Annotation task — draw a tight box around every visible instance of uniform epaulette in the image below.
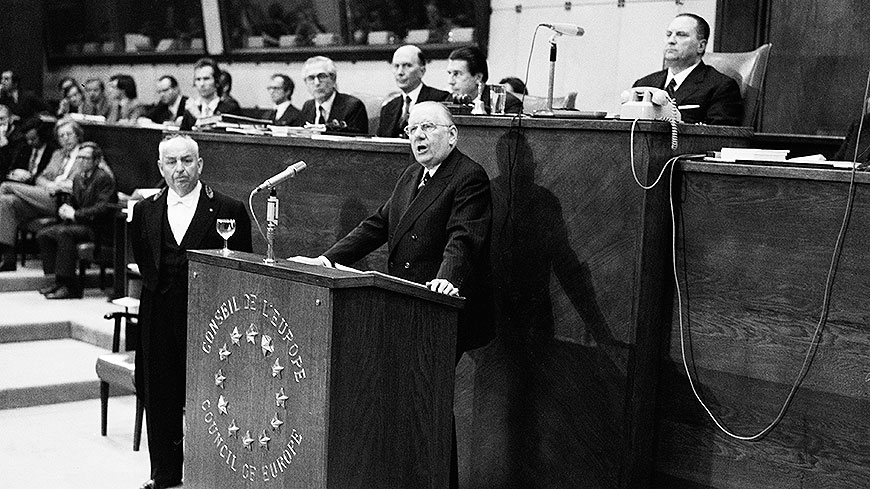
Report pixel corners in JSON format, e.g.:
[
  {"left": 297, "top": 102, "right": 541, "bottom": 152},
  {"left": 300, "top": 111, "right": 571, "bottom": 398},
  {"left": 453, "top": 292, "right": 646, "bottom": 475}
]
[{"left": 151, "top": 187, "right": 167, "bottom": 201}]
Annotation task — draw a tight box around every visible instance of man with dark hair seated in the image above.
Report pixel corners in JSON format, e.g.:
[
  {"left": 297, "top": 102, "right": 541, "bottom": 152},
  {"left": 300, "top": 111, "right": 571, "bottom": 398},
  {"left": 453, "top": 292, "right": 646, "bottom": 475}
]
[
  {"left": 446, "top": 45, "right": 523, "bottom": 114},
  {"left": 180, "top": 58, "right": 242, "bottom": 130},
  {"left": 37, "top": 141, "right": 116, "bottom": 299},
  {"left": 6, "top": 116, "right": 55, "bottom": 183},
  {"left": 632, "top": 13, "right": 743, "bottom": 126},
  {"left": 145, "top": 75, "right": 188, "bottom": 125}
]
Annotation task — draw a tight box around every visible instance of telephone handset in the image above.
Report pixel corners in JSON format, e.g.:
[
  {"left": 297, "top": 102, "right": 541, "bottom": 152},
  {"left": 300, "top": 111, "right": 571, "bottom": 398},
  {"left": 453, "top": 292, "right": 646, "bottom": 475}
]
[{"left": 619, "top": 87, "right": 681, "bottom": 122}]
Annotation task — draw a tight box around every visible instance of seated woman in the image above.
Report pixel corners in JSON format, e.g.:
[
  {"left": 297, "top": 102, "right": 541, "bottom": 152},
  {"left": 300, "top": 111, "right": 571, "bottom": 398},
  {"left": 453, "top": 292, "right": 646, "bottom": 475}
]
[{"left": 36, "top": 141, "right": 117, "bottom": 299}]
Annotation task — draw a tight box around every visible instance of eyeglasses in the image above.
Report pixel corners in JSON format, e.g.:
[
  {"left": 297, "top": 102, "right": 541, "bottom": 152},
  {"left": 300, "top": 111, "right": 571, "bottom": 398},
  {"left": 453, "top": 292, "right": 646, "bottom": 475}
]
[
  {"left": 159, "top": 156, "right": 198, "bottom": 168},
  {"left": 404, "top": 122, "right": 451, "bottom": 136},
  {"left": 303, "top": 73, "right": 332, "bottom": 84}
]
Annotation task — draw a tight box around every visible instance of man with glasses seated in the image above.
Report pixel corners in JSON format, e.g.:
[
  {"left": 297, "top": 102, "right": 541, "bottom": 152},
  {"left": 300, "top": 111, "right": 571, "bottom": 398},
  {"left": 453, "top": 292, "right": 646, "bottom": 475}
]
[
  {"left": 267, "top": 73, "right": 304, "bottom": 126},
  {"left": 299, "top": 56, "right": 368, "bottom": 134}
]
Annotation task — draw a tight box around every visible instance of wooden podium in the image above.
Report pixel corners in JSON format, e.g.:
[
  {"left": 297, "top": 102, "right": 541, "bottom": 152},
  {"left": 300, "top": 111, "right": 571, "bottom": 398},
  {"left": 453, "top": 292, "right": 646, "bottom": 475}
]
[{"left": 185, "top": 250, "right": 463, "bottom": 489}]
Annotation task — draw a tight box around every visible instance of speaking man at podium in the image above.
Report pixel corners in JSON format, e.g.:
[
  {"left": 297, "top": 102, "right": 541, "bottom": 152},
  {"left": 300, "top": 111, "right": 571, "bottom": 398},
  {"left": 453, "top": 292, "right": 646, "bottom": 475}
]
[
  {"left": 130, "top": 135, "right": 251, "bottom": 489},
  {"left": 293, "top": 101, "right": 493, "bottom": 355}
]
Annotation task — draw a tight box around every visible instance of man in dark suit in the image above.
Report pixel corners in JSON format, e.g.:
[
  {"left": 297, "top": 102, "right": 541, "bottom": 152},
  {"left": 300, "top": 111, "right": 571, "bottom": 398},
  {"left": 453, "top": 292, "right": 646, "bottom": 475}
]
[
  {"left": 446, "top": 46, "right": 523, "bottom": 114},
  {"left": 0, "top": 70, "right": 47, "bottom": 121},
  {"left": 36, "top": 142, "right": 116, "bottom": 299},
  {"left": 180, "top": 58, "right": 242, "bottom": 130},
  {"left": 300, "top": 56, "right": 369, "bottom": 134},
  {"left": 145, "top": 75, "right": 187, "bottom": 125},
  {"left": 267, "top": 74, "right": 304, "bottom": 126},
  {"left": 6, "top": 117, "right": 55, "bottom": 183},
  {"left": 130, "top": 135, "right": 252, "bottom": 489},
  {"left": 0, "top": 104, "right": 26, "bottom": 177},
  {"left": 294, "top": 101, "right": 492, "bottom": 353},
  {"left": 633, "top": 13, "right": 743, "bottom": 126},
  {"left": 378, "top": 45, "right": 449, "bottom": 138}
]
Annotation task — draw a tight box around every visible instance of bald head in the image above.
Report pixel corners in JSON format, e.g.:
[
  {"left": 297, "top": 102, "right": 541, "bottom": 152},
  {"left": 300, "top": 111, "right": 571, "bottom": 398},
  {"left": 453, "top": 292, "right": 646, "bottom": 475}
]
[{"left": 392, "top": 45, "right": 426, "bottom": 93}]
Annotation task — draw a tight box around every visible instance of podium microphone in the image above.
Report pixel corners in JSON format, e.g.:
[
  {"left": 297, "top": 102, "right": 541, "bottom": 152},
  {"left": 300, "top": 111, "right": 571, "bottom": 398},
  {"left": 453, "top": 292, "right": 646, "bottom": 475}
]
[
  {"left": 540, "top": 23, "right": 585, "bottom": 36},
  {"left": 254, "top": 161, "right": 307, "bottom": 193}
]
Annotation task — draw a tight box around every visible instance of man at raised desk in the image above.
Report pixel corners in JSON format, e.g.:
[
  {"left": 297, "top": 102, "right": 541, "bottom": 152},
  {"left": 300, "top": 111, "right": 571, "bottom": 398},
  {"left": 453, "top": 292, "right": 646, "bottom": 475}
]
[
  {"left": 144, "top": 75, "right": 187, "bottom": 125},
  {"left": 300, "top": 56, "right": 368, "bottom": 134},
  {"left": 267, "top": 73, "right": 304, "bottom": 126},
  {"left": 377, "top": 45, "right": 449, "bottom": 138},
  {"left": 633, "top": 13, "right": 743, "bottom": 126},
  {"left": 446, "top": 45, "right": 523, "bottom": 114},
  {"left": 180, "top": 58, "right": 242, "bottom": 130}
]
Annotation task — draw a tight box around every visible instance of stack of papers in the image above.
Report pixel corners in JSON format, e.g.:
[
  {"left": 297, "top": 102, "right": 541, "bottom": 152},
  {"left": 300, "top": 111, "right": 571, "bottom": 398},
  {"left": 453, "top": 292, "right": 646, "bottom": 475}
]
[{"left": 719, "top": 147, "right": 790, "bottom": 162}]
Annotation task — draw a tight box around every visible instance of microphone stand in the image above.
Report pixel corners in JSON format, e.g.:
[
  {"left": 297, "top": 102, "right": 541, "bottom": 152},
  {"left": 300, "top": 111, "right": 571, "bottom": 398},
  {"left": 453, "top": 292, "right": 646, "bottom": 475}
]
[
  {"left": 264, "top": 187, "right": 279, "bottom": 264},
  {"left": 534, "top": 33, "right": 561, "bottom": 117}
]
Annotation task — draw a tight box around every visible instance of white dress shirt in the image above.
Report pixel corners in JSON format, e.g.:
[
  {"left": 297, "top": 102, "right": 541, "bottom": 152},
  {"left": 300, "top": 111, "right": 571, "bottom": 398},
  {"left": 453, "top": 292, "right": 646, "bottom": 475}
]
[
  {"left": 666, "top": 60, "right": 702, "bottom": 92},
  {"left": 274, "top": 100, "right": 291, "bottom": 121},
  {"left": 166, "top": 181, "right": 202, "bottom": 245},
  {"left": 316, "top": 91, "right": 337, "bottom": 123}
]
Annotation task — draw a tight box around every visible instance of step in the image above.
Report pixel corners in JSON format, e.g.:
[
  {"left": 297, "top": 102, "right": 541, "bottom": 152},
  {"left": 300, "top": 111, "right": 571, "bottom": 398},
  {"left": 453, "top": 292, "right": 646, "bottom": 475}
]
[
  {"left": 0, "top": 259, "right": 113, "bottom": 293},
  {"left": 0, "top": 338, "right": 110, "bottom": 409}
]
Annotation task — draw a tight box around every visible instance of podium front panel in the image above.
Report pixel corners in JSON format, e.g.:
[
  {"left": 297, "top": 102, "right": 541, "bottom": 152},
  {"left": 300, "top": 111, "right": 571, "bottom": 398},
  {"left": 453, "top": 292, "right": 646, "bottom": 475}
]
[{"left": 186, "top": 260, "right": 332, "bottom": 489}]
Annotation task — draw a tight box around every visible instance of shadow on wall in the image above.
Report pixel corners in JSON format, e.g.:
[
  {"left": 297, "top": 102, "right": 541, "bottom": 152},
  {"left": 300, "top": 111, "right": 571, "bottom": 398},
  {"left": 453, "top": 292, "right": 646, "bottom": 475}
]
[{"left": 455, "top": 128, "right": 634, "bottom": 489}]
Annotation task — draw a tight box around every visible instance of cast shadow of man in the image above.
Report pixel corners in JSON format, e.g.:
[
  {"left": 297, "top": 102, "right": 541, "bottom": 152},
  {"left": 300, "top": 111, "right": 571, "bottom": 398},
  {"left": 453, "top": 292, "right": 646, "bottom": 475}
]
[{"left": 463, "top": 128, "right": 632, "bottom": 489}]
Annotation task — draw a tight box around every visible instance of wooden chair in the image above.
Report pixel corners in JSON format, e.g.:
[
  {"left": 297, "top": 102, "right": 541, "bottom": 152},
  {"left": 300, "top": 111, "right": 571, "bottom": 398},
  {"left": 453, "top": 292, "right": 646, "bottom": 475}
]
[
  {"left": 704, "top": 44, "right": 772, "bottom": 129},
  {"left": 95, "top": 310, "right": 143, "bottom": 451}
]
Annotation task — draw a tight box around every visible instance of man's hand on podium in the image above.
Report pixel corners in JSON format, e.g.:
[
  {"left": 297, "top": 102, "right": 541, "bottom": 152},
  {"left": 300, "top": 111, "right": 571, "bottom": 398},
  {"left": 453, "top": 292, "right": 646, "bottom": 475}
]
[
  {"left": 288, "top": 255, "right": 333, "bottom": 267},
  {"left": 426, "top": 278, "right": 459, "bottom": 297}
]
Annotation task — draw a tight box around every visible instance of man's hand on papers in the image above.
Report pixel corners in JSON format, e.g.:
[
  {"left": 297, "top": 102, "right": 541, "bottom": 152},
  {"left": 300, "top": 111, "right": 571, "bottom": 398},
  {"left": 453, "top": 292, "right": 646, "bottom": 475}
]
[{"left": 287, "top": 255, "right": 333, "bottom": 268}]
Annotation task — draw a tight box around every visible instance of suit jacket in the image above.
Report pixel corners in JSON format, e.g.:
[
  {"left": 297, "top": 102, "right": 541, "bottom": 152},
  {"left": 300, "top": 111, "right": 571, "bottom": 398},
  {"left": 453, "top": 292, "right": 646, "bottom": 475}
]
[
  {"left": 0, "top": 122, "right": 26, "bottom": 176},
  {"left": 81, "top": 97, "right": 112, "bottom": 118},
  {"left": 633, "top": 61, "right": 744, "bottom": 126},
  {"left": 106, "top": 99, "right": 146, "bottom": 123},
  {"left": 0, "top": 90, "right": 47, "bottom": 120},
  {"left": 301, "top": 92, "right": 369, "bottom": 134},
  {"left": 179, "top": 98, "right": 243, "bottom": 131},
  {"left": 324, "top": 148, "right": 493, "bottom": 352},
  {"left": 8, "top": 142, "right": 54, "bottom": 182},
  {"left": 145, "top": 96, "right": 188, "bottom": 124},
  {"left": 271, "top": 103, "right": 305, "bottom": 126},
  {"left": 70, "top": 165, "right": 117, "bottom": 236},
  {"left": 377, "top": 84, "right": 450, "bottom": 137},
  {"left": 130, "top": 184, "right": 253, "bottom": 292}
]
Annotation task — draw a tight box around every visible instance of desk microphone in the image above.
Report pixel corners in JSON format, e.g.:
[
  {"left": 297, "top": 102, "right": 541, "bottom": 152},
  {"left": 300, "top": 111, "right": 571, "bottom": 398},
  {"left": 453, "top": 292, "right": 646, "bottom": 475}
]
[
  {"left": 540, "top": 23, "right": 585, "bottom": 37},
  {"left": 254, "top": 161, "right": 307, "bottom": 193}
]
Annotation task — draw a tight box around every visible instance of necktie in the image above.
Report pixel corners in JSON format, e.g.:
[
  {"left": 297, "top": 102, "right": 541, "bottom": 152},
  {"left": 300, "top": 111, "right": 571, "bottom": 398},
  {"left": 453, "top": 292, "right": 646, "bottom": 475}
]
[
  {"left": 400, "top": 96, "right": 411, "bottom": 134},
  {"left": 665, "top": 78, "right": 677, "bottom": 99},
  {"left": 412, "top": 170, "right": 430, "bottom": 201},
  {"left": 28, "top": 149, "right": 39, "bottom": 173},
  {"left": 202, "top": 104, "right": 212, "bottom": 118},
  {"left": 318, "top": 105, "right": 326, "bottom": 124}
]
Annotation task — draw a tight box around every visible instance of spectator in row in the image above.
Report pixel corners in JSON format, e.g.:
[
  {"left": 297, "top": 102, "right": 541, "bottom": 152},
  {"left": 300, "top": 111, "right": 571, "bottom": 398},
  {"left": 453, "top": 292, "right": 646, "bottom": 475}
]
[
  {"left": 0, "top": 104, "right": 25, "bottom": 177},
  {"left": 181, "top": 58, "right": 242, "bottom": 130},
  {"left": 56, "top": 83, "right": 85, "bottom": 117},
  {"left": 107, "top": 74, "right": 146, "bottom": 123},
  {"left": 6, "top": 117, "right": 55, "bottom": 184},
  {"left": 0, "top": 70, "right": 48, "bottom": 121},
  {"left": 82, "top": 78, "right": 112, "bottom": 118},
  {"left": 218, "top": 70, "right": 241, "bottom": 111},
  {"left": 37, "top": 141, "right": 117, "bottom": 299},
  {"left": 267, "top": 74, "right": 304, "bottom": 126},
  {"left": 145, "top": 75, "right": 187, "bottom": 125},
  {"left": 300, "top": 56, "right": 368, "bottom": 134},
  {"left": 0, "top": 119, "right": 85, "bottom": 271}
]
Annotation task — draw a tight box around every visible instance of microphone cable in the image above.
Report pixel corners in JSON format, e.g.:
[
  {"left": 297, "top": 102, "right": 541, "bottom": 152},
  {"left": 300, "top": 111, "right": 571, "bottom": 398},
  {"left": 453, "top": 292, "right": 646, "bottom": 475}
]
[{"left": 647, "top": 68, "right": 870, "bottom": 441}]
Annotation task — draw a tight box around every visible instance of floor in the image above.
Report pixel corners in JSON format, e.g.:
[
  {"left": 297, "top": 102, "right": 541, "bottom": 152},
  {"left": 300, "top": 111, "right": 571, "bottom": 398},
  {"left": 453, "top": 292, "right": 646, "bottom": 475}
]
[{"left": 0, "top": 261, "right": 152, "bottom": 489}]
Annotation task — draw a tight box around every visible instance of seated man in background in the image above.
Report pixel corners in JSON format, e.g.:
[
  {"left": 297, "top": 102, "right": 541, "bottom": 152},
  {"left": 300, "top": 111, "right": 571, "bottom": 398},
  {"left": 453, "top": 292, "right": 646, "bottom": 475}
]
[
  {"left": 446, "top": 46, "right": 522, "bottom": 114},
  {"left": 0, "top": 70, "right": 47, "bottom": 121},
  {"left": 106, "top": 74, "right": 146, "bottom": 123},
  {"left": 378, "top": 45, "right": 449, "bottom": 138},
  {"left": 145, "top": 75, "right": 187, "bottom": 125},
  {"left": 300, "top": 56, "right": 368, "bottom": 134},
  {"left": 181, "top": 58, "right": 242, "bottom": 130},
  {"left": 632, "top": 13, "right": 743, "bottom": 126},
  {"left": 267, "top": 73, "right": 304, "bottom": 126},
  {"left": 37, "top": 141, "right": 116, "bottom": 299},
  {"left": 0, "top": 118, "right": 85, "bottom": 271},
  {"left": 81, "top": 78, "right": 112, "bottom": 118},
  {"left": 0, "top": 104, "right": 26, "bottom": 177},
  {"left": 6, "top": 117, "right": 55, "bottom": 183},
  {"left": 499, "top": 76, "right": 528, "bottom": 96}
]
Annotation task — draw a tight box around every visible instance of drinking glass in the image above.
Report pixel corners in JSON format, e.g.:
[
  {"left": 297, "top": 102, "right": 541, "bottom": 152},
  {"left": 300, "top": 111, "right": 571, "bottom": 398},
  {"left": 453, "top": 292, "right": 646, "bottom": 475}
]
[
  {"left": 489, "top": 85, "right": 506, "bottom": 115},
  {"left": 216, "top": 218, "right": 236, "bottom": 255}
]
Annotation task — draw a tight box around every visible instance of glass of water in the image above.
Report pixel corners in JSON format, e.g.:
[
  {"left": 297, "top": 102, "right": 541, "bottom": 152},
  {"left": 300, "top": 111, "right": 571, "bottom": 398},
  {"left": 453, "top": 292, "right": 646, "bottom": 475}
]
[{"left": 216, "top": 218, "right": 236, "bottom": 255}]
